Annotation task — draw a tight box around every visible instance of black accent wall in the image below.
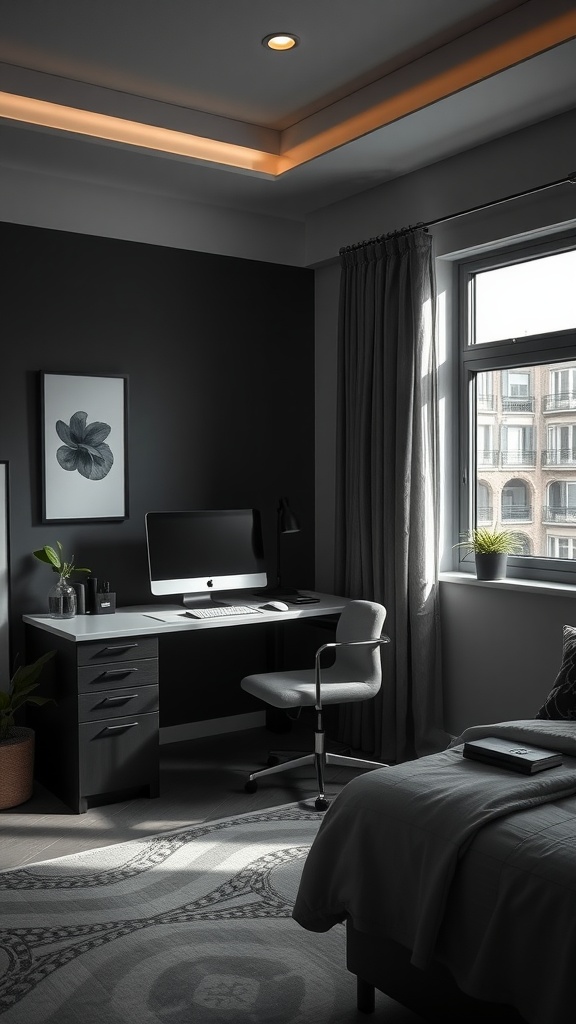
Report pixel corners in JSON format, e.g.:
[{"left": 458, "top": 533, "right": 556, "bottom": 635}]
[{"left": 2, "top": 222, "right": 315, "bottom": 725}]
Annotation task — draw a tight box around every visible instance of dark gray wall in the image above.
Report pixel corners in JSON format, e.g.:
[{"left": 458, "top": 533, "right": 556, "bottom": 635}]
[{"left": 3, "top": 221, "right": 315, "bottom": 724}]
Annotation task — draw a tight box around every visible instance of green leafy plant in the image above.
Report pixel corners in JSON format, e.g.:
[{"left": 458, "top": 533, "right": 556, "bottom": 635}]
[
  {"left": 455, "top": 527, "right": 523, "bottom": 556},
  {"left": 33, "top": 541, "right": 90, "bottom": 580},
  {"left": 0, "top": 651, "right": 55, "bottom": 741}
]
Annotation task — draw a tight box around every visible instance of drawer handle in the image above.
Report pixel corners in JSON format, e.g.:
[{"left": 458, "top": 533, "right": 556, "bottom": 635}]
[
  {"left": 102, "top": 694, "right": 139, "bottom": 704},
  {"left": 101, "top": 668, "right": 138, "bottom": 679},
  {"left": 103, "top": 722, "right": 139, "bottom": 732},
  {"left": 103, "top": 643, "right": 139, "bottom": 653}
]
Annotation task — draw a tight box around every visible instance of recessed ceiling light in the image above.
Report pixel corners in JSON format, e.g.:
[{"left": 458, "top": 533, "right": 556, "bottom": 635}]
[{"left": 262, "top": 33, "right": 299, "bottom": 51}]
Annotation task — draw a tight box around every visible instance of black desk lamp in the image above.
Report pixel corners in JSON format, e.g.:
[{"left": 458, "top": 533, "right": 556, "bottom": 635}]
[{"left": 257, "top": 496, "right": 301, "bottom": 597}]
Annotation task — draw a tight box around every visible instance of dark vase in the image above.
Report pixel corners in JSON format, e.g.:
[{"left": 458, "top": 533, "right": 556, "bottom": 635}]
[{"left": 475, "top": 552, "right": 508, "bottom": 580}]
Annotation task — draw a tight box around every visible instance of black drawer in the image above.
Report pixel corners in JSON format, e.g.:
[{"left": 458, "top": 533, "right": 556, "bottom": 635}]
[
  {"left": 77, "top": 636, "right": 158, "bottom": 666},
  {"left": 79, "top": 713, "right": 159, "bottom": 797},
  {"left": 78, "top": 684, "right": 159, "bottom": 723},
  {"left": 78, "top": 658, "right": 158, "bottom": 693}
]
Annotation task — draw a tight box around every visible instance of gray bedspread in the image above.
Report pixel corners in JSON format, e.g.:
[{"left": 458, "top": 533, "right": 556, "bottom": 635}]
[{"left": 292, "top": 720, "right": 576, "bottom": 1024}]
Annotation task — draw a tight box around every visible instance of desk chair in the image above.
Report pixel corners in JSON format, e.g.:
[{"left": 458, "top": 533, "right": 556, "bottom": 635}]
[{"left": 241, "top": 599, "right": 390, "bottom": 810}]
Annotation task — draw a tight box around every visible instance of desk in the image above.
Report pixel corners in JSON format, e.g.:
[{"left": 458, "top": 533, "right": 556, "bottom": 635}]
[{"left": 23, "top": 592, "right": 347, "bottom": 813}]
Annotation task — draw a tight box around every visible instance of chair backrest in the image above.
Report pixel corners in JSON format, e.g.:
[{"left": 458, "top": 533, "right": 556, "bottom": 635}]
[{"left": 325, "top": 599, "right": 387, "bottom": 691}]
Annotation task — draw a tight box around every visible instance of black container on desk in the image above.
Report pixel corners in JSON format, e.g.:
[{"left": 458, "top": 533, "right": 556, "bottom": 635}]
[
  {"left": 71, "top": 581, "right": 86, "bottom": 614},
  {"left": 86, "top": 577, "right": 98, "bottom": 614},
  {"left": 94, "top": 592, "right": 116, "bottom": 614}
]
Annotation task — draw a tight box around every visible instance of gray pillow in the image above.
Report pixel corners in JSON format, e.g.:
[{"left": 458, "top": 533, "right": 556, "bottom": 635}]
[{"left": 536, "top": 624, "right": 576, "bottom": 720}]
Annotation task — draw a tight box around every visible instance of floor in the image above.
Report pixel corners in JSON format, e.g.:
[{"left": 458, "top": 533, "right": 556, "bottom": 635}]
[
  {"left": 0, "top": 716, "right": 428, "bottom": 1023},
  {"left": 0, "top": 713, "right": 370, "bottom": 872}
]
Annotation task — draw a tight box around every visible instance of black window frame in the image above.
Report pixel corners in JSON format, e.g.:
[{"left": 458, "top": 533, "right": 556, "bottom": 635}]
[{"left": 457, "top": 231, "right": 576, "bottom": 584}]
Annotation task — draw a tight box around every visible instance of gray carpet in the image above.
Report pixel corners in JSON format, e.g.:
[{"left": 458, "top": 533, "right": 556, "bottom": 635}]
[{"left": 0, "top": 803, "right": 369, "bottom": 1024}]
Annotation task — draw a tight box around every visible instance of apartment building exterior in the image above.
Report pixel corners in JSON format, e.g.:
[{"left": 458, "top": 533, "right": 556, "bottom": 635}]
[{"left": 477, "top": 361, "right": 576, "bottom": 559}]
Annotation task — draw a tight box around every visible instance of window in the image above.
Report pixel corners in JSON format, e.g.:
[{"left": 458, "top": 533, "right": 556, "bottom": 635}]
[
  {"left": 501, "top": 479, "right": 531, "bottom": 522},
  {"left": 458, "top": 235, "right": 576, "bottom": 583}
]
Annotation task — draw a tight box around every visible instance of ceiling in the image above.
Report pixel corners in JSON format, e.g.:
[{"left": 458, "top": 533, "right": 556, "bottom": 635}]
[{"left": 1, "top": 0, "right": 575, "bottom": 219}]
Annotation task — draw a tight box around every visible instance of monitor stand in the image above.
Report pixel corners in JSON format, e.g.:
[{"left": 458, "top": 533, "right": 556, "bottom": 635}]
[{"left": 182, "top": 593, "right": 223, "bottom": 609}]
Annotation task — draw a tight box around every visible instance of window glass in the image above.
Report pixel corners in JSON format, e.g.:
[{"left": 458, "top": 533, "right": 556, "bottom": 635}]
[
  {"left": 472, "top": 362, "right": 576, "bottom": 560},
  {"left": 458, "top": 235, "right": 576, "bottom": 582},
  {"left": 473, "top": 250, "right": 576, "bottom": 345}
]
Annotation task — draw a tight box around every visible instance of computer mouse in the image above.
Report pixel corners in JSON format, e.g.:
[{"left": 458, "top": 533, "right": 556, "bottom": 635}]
[{"left": 261, "top": 600, "right": 290, "bottom": 612}]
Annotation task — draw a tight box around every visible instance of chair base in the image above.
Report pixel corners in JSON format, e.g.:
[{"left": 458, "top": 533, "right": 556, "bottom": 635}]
[{"left": 244, "top": 750, "right": 387, "bottom": 810}]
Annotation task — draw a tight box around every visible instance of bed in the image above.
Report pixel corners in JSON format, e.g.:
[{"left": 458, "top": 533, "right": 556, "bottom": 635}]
[{"left": 292, "top": 718, "right": 576, "bottom": 1024}]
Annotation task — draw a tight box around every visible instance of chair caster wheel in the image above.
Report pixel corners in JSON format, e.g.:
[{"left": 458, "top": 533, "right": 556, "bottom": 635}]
[
  {"left": 266, "top": 754, "right": 280, "bottom": 767},
  {"left": 245, "top": 779, "right": 258, "bottom": 793},
  {"left": 315, "top": 797, "right": 330, "bottom": 811}
]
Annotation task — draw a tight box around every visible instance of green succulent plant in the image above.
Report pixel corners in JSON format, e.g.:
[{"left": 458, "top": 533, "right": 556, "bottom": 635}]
[
  {"left": 0, "top": 651, "right": 55, "bottom": 741},
  {"left": 32, "top": 541, "right": 90, "bottom": 580},
  {"left": 455, "top": 527, "right": 523, "bottom": 555}
]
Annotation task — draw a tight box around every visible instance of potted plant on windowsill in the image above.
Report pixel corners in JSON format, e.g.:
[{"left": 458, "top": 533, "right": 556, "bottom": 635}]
[
  {"left": 455, "top": 527, "right": 522, "bottom": 580},
  {"left": 0, "top": 650, "right": 55, "bottom": 809}
]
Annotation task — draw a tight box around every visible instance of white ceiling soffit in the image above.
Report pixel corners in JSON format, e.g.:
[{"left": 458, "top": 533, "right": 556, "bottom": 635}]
[{"left": 0, "top": 0, "right": 569, "bottom": 216}]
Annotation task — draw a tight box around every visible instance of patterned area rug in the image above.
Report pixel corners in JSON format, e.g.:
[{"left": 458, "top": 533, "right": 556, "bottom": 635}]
[{"left": 0, "top": 804, "right": 360, "bottom": 1024}]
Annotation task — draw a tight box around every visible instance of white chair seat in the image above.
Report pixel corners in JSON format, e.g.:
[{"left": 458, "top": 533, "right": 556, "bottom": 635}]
[{"left": 242, "top": 670, "right": 378, "bottom": 708}]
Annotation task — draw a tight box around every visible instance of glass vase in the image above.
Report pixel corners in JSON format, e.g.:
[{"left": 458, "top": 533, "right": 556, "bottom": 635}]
[{"left": 48, "top": 575, "right": 77, "bottom": 618}]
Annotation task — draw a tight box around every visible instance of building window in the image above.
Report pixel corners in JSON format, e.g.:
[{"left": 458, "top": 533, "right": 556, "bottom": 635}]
[
  {"left": 477, "top": 481, "right": 492, "bottom": 523},
  {"left": 501, "top": 479, "right": 531, "bottom": 522},
  {"left": 548, "top": 536, "right": 576, "bottom": 559},
  {"left": 457, "top": 235, "right": 576, "bottom": 583},
  {"left": 545, "top": 481, "right": 576, "bottom": 523},
  {"left": 500, "top": 425, "right": 536, "bottom": 467}
]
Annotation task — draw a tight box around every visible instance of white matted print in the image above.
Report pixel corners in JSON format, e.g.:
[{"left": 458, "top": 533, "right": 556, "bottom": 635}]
[
  {"left": 0, "top": 462, "right": 9, "bottom": 684},
  {"left": 41, "top": 373, "right": 128, "bottom": 522}
]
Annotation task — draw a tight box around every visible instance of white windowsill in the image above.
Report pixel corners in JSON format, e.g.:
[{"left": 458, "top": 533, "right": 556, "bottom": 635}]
[{"left": 439, "top": 571, "right": 576, "bottom": 598}]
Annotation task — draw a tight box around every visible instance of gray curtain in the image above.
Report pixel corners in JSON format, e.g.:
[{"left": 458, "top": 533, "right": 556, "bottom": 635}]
[{"left": 335, "top": 226, "right": 449, "bottom": 763}]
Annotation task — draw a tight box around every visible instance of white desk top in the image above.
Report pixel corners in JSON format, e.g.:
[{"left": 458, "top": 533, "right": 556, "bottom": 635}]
[{"left": 23, "top": 591, "right": 348, "bottom": 642}]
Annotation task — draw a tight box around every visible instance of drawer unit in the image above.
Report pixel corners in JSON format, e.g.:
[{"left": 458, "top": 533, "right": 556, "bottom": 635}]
[
  {"left": 80, "top": 712, "right": 159, "bottom": 798},
  {"left": 25, "top": 627, "right": 160, "bottom": 814},
  {"left": 78, "top": 684, "right": 159, "bottom": 722},
  {"left": 77, "top": 636, "right": 158, "bottom": 666},
  {"left": 78, "top": 658, "right": 158, "bottom": 693}
]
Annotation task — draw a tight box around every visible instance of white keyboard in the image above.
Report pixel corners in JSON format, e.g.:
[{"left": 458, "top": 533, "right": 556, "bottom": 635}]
[{"left": 184, "top": 605, "right": 262, "bottom": 619}]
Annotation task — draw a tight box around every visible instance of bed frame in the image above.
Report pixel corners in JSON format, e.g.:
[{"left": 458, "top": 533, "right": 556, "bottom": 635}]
[{"left": 346, "top": 923, "right": 528, "bottom": 1022}]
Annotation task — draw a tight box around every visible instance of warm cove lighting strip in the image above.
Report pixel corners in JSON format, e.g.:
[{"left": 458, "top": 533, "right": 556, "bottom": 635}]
[
  {"left": 284, "top": 10, "right": 576, "bottom": 166},
  {"left": 0, "top": 9, "right": 575, "bottom": 178},
  {"left": 0, "top": 91, "right": 286, "bottom": 176}
]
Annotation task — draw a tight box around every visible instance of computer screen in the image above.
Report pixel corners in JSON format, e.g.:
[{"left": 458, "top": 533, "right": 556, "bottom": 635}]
[{"left": 145, "top": 508, "right": 267, "bottom": 606}]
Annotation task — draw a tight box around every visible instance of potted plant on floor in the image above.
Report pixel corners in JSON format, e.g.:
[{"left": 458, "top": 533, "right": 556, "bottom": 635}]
[
  {"left": 455, "top": 527, "right": 522, "bottom": 580},
  {"left": 0, "top": 650, "right": 55, "bottom": 809}
]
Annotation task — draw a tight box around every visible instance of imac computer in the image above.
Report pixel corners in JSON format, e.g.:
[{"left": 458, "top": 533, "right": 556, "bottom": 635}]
[{"left": 145, "top": 508, "right": 267, "bottom": 607}]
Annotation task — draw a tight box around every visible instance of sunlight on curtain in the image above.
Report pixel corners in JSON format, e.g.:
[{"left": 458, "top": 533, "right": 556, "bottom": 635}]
[{"left": 335, "top": 227, "right": 449, "bottom": 762}]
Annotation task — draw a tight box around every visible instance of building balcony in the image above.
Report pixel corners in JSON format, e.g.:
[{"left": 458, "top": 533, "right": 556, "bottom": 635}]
[
  {"left": 501, "top": 505, "right": 532, "bottom": 522},
  {"left": 542, "top": 506, "right": 576, "bottom": 524},
  {"left": 500, "top": 450, "right": 537, "bottom": 467},
  {"left": 477, "top": 450, "right": 499, "bottom": 467},
  {"left": 501, "top": 397, "right": 534, "bottom": 413},
  {"left": 477, "top": 395, "right": 496, "bottom": 411},
  {"left": 541, "top": 449, "right": 576, "bottom": 467},
  {"left": 542, "top": 392, "right": 576, "bottom": 413},
  {"left": 477, "top": 505, "right": 493, "bottom": 523}
]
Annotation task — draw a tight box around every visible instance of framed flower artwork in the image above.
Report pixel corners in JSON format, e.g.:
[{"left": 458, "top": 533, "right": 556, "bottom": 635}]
[{"left": 41, "top": 372, "right": 128, "bottom": 522}]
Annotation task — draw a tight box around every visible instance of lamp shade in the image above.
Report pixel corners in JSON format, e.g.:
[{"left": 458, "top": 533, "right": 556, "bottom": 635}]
[{"left": 278, "top": 496, "right": 300, "bottom": 534}]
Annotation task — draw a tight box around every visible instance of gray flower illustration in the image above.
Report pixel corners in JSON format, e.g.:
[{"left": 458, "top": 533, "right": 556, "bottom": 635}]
[{"left": 55, "top": 410, "right": 114, "bottom": 480}]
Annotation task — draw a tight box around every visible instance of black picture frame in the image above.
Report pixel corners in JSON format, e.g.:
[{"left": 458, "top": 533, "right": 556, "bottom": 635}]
[
  {"left": 41, "top": 372, "right": 128, "bottom": 523},
  {"left": 0, "top": 462, "right": 10, "bottom": 684}
]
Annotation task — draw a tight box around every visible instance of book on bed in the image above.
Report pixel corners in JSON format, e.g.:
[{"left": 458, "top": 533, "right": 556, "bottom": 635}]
[{"left": 463, "top": 736, "right": 563, "bottom": 773}]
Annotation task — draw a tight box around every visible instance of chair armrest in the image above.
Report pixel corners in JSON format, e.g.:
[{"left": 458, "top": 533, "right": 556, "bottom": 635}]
[{"left": 314, "top": 635, "right": 391, "bottom": 706}]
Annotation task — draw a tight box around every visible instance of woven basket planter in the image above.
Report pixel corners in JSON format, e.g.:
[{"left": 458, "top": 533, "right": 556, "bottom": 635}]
[{"left": 0, "top": 726, "right": 35, "bottom": 810}]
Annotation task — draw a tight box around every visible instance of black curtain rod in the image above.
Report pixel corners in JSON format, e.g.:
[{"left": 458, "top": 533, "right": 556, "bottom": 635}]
[
  {"left": 426, "top": 170, "right": 576, "bottom": 229},
  {"left": 340, "top": 171, "right": 576, "bottom": 254}
]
